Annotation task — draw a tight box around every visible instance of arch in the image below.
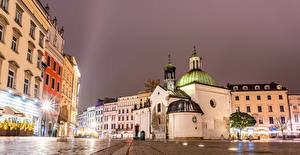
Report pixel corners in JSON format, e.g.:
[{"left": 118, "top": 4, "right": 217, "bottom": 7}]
[
  {"left": 8, "top": 60, "right": 20, "bottom": 68},
  {"left": 35, "top": 76, "right": 42, "bottom": 82},
  {"left": 0, "top": 14, "right": 10, "bottom": 25},
  {"left": 37, "top": 49, "right": 44, "bottom": 56},
  {"left": 24, "top": 69, "right": 33, "bottom": 76},
  {"left": 28, "top": 40, "right": 36, "bottom": 49},
  {"left": 12, "top": 27, "right": 22, "bottom": 37}
]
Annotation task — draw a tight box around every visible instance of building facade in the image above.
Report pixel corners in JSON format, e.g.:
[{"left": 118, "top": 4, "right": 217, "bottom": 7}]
[
  {"left": 102, "top": 101, "right": 117, "bottom": 138},
  {"left": 0, "top": 0, "right": 50, "bottom": 135},
  {"left": 117, "top": 95, "right": 138, "bottom": 138},
  {"left": 288, "top": 94, "right": 300, "bottom": 133},
  {"left": 95, "top": 100, "right": 104, "bottom": 137},
  {"left": 228, "top": 83, "right": 291, "bottom": 138}
]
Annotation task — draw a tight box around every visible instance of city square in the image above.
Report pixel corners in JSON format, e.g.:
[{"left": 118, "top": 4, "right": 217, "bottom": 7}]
[{"left": 1, "top": 0, "right": 300, "bottom": 154}]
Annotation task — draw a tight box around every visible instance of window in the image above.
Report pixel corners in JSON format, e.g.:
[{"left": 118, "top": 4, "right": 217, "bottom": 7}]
[
  {"left": 45, "top": 74, "right": 49, "bottom": 85},
  {"left": 157, "top": 103, "right": 161, "bottom": 112},
  {"left": 210, "top": 99, "right": 216, "bottom": 108},
  {"left": 7, "top": 70, "right": 14, "bottom": 88},
  {"left": 281, "top": 117, "right": 285, "bottom": 124},
  {"left": 0, "top": 25, "right": 3, "bottom": 41},
  {"left": 126, "top": 116, "right": 128, "bottom": 120},
  {"left": 236, "top": 106, "right": 240, "bottom": 112},
  {"left": 254, "top": 85, "right": 260, "bottom": 90},
  {"left": 29, "top": 22, "right": 35, "bottom": 38},
  {"left": 280, "top": 105, "right": 284, "bottom": 112},
  {"left": 51, "top": 78, "right": 55, "bottom": 89},
  {"left": 264, "top": 85, "right": 270, "bottom": 90},
  {"left": 34, "top": 84, "right": 39, "bottom": 98},
  {"left": 233, "top": 86, "right": 238, "bottom": 91},
  {"left": 119, "top": 110, "right": 120, "bottom": 114},
  {"left": 53, "top": 61, "right": 56, "bottom": 72},
  {"left": 242, "top": 86, "right": 248, "bottom": 90},
  {"left": 47, "top": 56, "right": 50, "bottom": 66},
  {"left": 246, "top": 96, "right": 250, "bottom": 100},
  {"left": 246, "top": 106, "right": 251, "bottom": 112},
  {"left": 122, "top": 109, "right": 124, "bottom": 114},
  {"left": 58, "top": 66, "right": 61, "bottom": 75},
  {"left": 27, "top": 49, "right": 32, "bottom": 62},
  {"left": 122, "top": 116, "right": 124, "bottom": 121},
  {"left": 1, "top": 0, "right": 8, "bottom": 11},
  {"left": 15, "top": 8, "right": 22, "bottom": 25},
  {"left": 279, "top": 95, "right": 283, "bottom": 100},
  {"left": 131, "top": 124, "right": 133, "bottom": 129},
  {"left": 118, "top": 117, "right": 120, "bottom": 121},
  {"left": 39, "top": 32, "right": 44, "bottom": 47},
  {"left": 293, "top": 105, "right": 297, "bottom": 110},
  {"left": 269, "top": 106, "right": 273, "bottom": 112},
  {"left": 269, "top": 117, "right": 274, "bottom": 124},
  {"left": 37, "top": 56, "right": 41, "bottom": 69},
  {"left": 267, "top": 95, "right": 271, "bottom": 100},
  {"left": 57, "top": 82, "right": 60, "bottom": 92},
  {"left": 126, "top": 109, "right": 129, "bottom": 113},
  {"left": 257, "top": 95, "right": 261, "bottom": 100},
  {"left": 23, "top": 79, "right": 29, "bottom": 95},
  {"left": 235, "top": 96, "right": 239, "bottom": 101},
  {"left": 295, "top": 114, "right": 299, "bottom": 123},
  {"left": 258, "top": 117, "right": 263, "bottom": 124},
  {"left": 131, "top": 115, "right": 133, "bottom": 120},
  {"left": 11, "top": 36, "right": 17, "bottom": 51},
  {"left": 258, "top": 106, "right": 262, "bottom": 112}
]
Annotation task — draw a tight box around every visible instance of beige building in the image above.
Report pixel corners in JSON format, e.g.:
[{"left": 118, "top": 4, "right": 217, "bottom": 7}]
[
  {"left": 228, "top": 83, "right": 291, "bottom": 138},
  {"left": 0, "top": 0, "right": 49, "bottom": 135},
  {"left": 117, "top": 95, "right": 138, "bottom": 137},
  {"left": 288, "top": 94, "right": 300, "bottom": 133}
]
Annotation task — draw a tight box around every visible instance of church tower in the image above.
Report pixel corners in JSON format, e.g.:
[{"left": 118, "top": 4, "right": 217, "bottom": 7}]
[
  {"left": 189, "top": 46, "right": 203, "bottom": 71},
  {"left": 164, "top": 54, "right": 176, "bottom": 91}
]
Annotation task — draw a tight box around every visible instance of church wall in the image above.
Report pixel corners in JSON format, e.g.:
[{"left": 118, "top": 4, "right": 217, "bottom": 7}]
[
  {"left": 168, "top": 113, "right": 202, "bottom": 139},
  {"left": 133, "top": 108, "right": 151, "bottom": 139},
  {"left": 180, "top": 83, "right": 231, "bottom": 139}
]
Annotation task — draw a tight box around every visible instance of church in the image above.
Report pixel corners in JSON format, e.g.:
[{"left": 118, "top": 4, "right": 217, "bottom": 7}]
[{"left": 133, "top": 47, "right": 232, "bottom": 139}]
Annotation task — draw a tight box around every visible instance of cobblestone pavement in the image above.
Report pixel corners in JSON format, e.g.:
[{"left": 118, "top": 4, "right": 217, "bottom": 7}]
[{"left": 1, "top": 137, "right": 300, "bottom": 155}]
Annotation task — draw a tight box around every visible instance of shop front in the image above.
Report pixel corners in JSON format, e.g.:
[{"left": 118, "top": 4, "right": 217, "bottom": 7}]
[{"left": 0, "top": 90, "right": 41, "bottom": 136}]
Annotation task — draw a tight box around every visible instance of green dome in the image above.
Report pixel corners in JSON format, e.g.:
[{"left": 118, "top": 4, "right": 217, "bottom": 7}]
[
  {"left": 177, "top": 70, "right": 216, "bottom": 87},
  {"left": 190, "top": 53, "right": 200, "bottom": 58}
]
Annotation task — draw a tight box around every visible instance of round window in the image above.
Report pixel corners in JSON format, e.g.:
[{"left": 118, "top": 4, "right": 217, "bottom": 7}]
[
  {"left": 192, "top": 116, "right": 197, "bottom": 123},
  {"left": 210, "top": 99, "right": 216, "bottom": 108}
]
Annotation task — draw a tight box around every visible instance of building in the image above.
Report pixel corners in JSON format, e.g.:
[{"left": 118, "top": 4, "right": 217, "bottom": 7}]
[
  {"left": 134, "top": 48, "right": 231, "bottom": 140},
  {"left": 288, "top": 94, "right": 300, "bottom": 134},
  {"left": 117, "top": 95, "right": 138, "bottom": 138},
  {"left": 102, "top": 99, "right": 117, "bottom": 138},
  {"left": 41, "top": 16, "right": 64, "bottom": 136},
  {"left": 0, "top": 0, "right": 50, "bottom": 135},
  {"left": 95, "top": 99, "right": 104, "bottom": 137},
  {"left": 70, "top": 57, "right": 80, "bottom": 136},
  {"left": 228, "top": 82, "right": 291, "bottom": 138},
  {"left": 57, "top": 54, "right": 74, "bottom": 137},
  {"left": 77, "top": 106, "right": 96, "bottom": 130}
]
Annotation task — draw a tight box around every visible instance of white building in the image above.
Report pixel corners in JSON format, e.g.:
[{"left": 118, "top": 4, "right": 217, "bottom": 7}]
[
  {"left": 95, "top": 100, "right": 104, "bottom": 137},
  {"left": 77, "top": 106, "right": 96, "bottom": 130},
  {"left": 134, "top": 48, "right": 231, "bottom": 140},
  {"left": 288, "top": 94, "right": 300, "bottom": 134},
  {"left": 102, "top": 100, "right": 117, "bottom": 138}
]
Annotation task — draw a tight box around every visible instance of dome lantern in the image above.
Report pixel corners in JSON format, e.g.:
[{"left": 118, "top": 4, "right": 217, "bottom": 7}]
[
  {"left": 189, "top": 46, "right": 202, "bottom": 71},
  {"left": 164, "top": 54, "right": 176, "bottom": 91}
]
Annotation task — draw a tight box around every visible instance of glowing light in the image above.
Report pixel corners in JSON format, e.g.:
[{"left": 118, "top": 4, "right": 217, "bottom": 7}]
[
  {"left": 198, "top": 144, "right": 205, "bottom": 147},
  {"left": 8, "top": 90, "right": 12, "bottom": 94},
  {"left": 42, "top": 100, "right": 52, "bottom": 111},
  {"left": 228, "top": 148, "right": 238, "bottom": 151},
  {"left": 22, "top": 95, "right": 26, "bottom": 100},
  {"left": 34, "top": 99, "right": 38, "bottom": 103},
  {"left": 182, "top": 142, "right": 188, "bottom": 146}
]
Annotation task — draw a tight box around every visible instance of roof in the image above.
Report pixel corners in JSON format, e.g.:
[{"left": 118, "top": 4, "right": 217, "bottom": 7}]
[
  {"left": 167, "top": 100, "right": 204, "bottom": 114},
  {"left": 227, "top": 82, "right": 287, "bottom": 91},
  {"left": 177, "top": 69, "right": 216, "bottom": 87},
  {"left": 169, "top": 89, "right": 190, "bottom": 99}
]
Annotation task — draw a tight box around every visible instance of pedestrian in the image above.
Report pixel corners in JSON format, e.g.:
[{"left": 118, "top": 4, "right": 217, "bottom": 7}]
[{"left": 135, "top": 124, "right": 139, "bottom": 137}]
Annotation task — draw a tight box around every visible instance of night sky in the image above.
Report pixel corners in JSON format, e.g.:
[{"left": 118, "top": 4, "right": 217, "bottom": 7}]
[{"left": 41, "top": 0, "right": 300, "bottom": 111}]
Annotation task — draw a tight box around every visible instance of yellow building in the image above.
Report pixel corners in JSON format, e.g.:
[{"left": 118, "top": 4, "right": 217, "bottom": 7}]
[
  {"left": 0, "top": 0, "right": 50, "bottom": 135},
  {"left": 228, "top": 82, "right": 291, "bottom": 138},
  {"left": 59, "top": 54, "right": 80, "bottom": 137}
]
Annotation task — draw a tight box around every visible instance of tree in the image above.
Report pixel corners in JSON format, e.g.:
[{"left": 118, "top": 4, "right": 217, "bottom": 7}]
[
  {"left": 273, "top": 117, "right": 289, "bottom": 140},
  {"left": 144, "top": 79, "right": 160, "bottom": 92},
  {"left": 230, "top": 112, "right": 256, "bottom": 139}
]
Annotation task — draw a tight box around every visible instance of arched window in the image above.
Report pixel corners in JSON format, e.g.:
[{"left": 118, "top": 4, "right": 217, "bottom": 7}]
[
  {"left": 196, "top": 60, "right": 199, "bottom": 69},
  {"left": 193, "top": 60, "right": 195, "bottom": 69}
]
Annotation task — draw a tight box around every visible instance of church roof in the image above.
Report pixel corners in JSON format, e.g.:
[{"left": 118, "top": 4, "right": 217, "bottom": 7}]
[
  {"left": 177, "top": 69, "right": 216, "bottom": 87},
  {"left": 167, "top": 99, "right": 204, "bottom": 114},
  {"left": 169, "top": 89, "right": 190, "bottom": 99}
]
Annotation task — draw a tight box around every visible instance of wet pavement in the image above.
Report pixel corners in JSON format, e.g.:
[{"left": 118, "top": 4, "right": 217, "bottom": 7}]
[{"left": 1, "top": 137, "right": 300, "bottom": 154}]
